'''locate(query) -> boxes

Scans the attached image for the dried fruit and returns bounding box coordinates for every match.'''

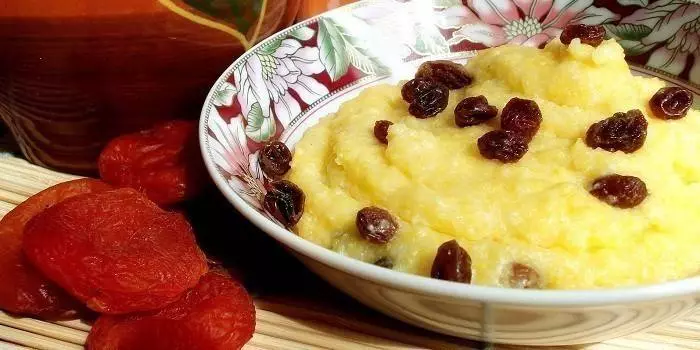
[401,78,449,118]
[500,97,542,142]
[374,120,393,144]
[263,180,305,228]
[86,270,255,350]
[477,130,529,163]
[585,110,648,153]
[560,24,606,47]
[415,60,472,89]
[98,120,207,206]
[590,174,647,209]
[356,207,398,244]
[430,240,472,283]
[503,263,541,289]
[23,188,209,314]
[0,179,111,319]
[454,96,498,127]
[374,257,394,269]
[649,87,693,120]
[259,142,292,178]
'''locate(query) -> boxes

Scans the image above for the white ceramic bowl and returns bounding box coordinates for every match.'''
[199,0,700,345]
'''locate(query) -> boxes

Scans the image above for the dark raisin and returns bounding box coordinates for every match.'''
[649,87,693,120]
[374,257,394,269]
[477,130,528,163]
[374,120,393,144]
[430,240,472,283]
[401,78,449,118]
[500,97,542,142]
[590,174,647,209]
[415,60,472,89]
[585,109,647,153]
[263,180,305,227]
[401,77,435,103]
[356,207,398,244]
[503,263,541,289]
[260,141,292,178]
[560,24,606,47]
[454,96,498,127]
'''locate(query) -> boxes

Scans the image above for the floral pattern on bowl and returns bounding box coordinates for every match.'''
[203,0,700,222]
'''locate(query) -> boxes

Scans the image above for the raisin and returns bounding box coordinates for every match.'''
[87,270,255,350]
[585,110,647,153]
[430,240,472,283]
[649,87,693,120]
[590,174,647,209]
[503,263,541,289]
[401,78,449,118]
[260,141,292,178]
[560,24,606,47]
[500,97,542,142]
[477,130,528,163]
[374,120,393,144]
[415,60,472,89]
[356,207,398,244]
[263,180,305,228]
[454,96,498,127]
[374,257,394,269]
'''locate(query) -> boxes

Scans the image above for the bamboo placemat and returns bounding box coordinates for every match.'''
[0,154,698,350]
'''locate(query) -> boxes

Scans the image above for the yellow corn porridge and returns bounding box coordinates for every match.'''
[285,38,700,289]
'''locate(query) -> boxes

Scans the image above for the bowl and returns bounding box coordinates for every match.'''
[198,0,700,345]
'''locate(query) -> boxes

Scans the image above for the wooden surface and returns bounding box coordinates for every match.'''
[0,154,698,350]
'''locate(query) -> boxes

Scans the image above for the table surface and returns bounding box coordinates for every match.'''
[0,154,698,350]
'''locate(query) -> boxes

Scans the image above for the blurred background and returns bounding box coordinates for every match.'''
[0,0,356,175]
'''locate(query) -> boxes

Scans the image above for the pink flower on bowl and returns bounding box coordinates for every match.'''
[445,0,619,47]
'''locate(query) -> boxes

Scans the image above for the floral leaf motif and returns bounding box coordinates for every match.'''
[258,37,284,55]
[604,23,653,41]
[617,0,649,7]
[289,26,315,41]
[245,102,276,142]
[412,22,450,55]
[212,81,237,107]
[317,17,389,81]
[318,17,350,81]
[433,0,462,8]
[617,40,654,56]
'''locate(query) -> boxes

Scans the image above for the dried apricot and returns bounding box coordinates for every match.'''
[23,188,208,314]
[415,60,472,89]
[0,179,111,319]
[87,270,255,350]
[431,240,472,283]
[98,120,207,206]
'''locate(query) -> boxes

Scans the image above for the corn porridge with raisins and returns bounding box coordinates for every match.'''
[284,37,700,289]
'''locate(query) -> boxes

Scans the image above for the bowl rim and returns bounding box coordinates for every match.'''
[199,0,700,307]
